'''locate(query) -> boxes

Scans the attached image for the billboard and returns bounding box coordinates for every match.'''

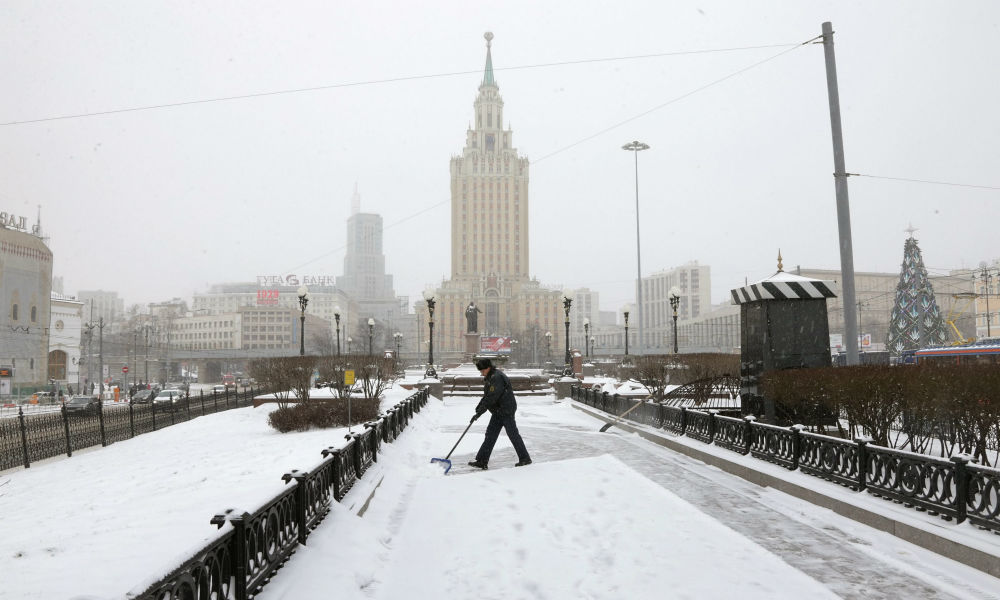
[480,336,512,354]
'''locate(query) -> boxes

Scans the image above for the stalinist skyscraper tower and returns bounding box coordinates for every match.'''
[450,31,530,281]
[425,33,562,360]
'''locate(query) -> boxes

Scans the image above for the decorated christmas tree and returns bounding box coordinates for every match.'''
[886,231,947,355]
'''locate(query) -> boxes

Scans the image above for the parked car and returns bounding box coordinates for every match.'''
[166,381,190,393]
[64,395,100,416]
[131,389,157,404]
[210,385,227,395]
[31,391,57,405]
[153,389,184,410]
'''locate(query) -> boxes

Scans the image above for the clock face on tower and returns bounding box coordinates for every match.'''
[485,134,495,151]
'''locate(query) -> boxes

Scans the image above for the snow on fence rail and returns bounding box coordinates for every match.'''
[571,386,1000,535]
[127,388,428,600]
[0,387,266,471]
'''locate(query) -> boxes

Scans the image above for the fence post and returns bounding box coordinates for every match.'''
[854,436,872,491]
[185,391,192,420]
[151,394,157,431]
[61,404,73,458]
[657,403,664,428]
[128,400,135,438]
[950,454,971,524]
[281,469,310,545]
[230,511,250,600]
[680,407,688,436]
[98,398,107,447]
[708,410,719,444]
[790,424,804,471]
[743,415,756,455]
[18,406,30,469]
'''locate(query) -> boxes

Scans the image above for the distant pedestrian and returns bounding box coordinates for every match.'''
[468,358,532,469]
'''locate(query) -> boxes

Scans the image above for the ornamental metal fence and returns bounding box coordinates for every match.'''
[129,388,428,600]
[571,386,1000,535]
[0,387,264,472]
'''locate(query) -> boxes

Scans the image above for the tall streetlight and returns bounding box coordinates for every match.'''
[393,332,402,358]
[583,318,590,358]
[590,336,595,357]
[297,285,309,356]
[347,336,353,354]
[545,331,552,364]
[669,286,681,354]
[622,140,649,355]
[423,290,437,378]
[333,305,342,356]
[367,318,375,355]
[562,290,574,373]
[623,306,631,356]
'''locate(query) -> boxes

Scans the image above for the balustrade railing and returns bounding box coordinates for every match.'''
[1,386,265,471]
[570,385,1000,535]
[131,388,429,600]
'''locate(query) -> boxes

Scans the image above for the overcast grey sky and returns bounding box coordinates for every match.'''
[2,1,998,313]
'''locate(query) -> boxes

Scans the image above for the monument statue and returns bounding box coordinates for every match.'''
[465,302,482,333]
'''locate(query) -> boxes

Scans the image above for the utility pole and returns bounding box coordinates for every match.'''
[975,266,996,337]
[822,21,860,366]
[98,318,105,393]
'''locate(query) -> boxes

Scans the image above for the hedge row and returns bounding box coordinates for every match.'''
[761,365,1000,466]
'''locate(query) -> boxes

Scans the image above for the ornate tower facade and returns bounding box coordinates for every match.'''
[450,31,530,281]
[422,33,563,361]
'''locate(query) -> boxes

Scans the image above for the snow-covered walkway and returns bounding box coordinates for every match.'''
[259,395,1000,600]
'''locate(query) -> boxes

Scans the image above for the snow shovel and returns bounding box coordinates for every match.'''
[431,414,480,474]
[599,394,653,432]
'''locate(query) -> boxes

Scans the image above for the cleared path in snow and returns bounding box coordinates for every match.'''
[260,395,1000,600]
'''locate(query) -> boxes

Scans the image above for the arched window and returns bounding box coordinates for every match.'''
[11,303,18,321]
[30,305,37,323]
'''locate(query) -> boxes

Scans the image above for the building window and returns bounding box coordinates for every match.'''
[30,306,37,323]
[11,303,18,321]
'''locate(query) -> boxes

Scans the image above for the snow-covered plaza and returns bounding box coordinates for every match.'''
[2,379,999,599]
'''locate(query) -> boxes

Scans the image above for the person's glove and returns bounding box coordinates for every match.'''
[470,408,485,423]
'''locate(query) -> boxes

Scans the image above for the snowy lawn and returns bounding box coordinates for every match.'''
[0,386,418,600]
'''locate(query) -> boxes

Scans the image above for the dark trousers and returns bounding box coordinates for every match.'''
[475,412,531,464]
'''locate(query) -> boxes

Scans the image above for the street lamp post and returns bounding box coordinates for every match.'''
[583,318,590,358]
[143,325,154,385]
[297,285,309,356]
[423,290,437,378]
[622,140,650,355]
[590,336,595,358]
[393,332,402,359]
[347,336,353,354]
[334,305,342,356]
[545,331,552,364]
[623,307,630,356]
[562,290,574,374]
[669,286,681,354]
[367,318,375,355]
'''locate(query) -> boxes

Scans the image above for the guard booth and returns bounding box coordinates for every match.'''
[731,268,837,424]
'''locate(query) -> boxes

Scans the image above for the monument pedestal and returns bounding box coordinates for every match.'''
[464,333,480,359]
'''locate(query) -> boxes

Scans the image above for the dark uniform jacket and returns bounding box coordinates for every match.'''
[476,368,517,416]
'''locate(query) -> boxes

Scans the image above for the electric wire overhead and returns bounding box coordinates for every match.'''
[847,173,1000,192]
[0,42,804,128]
